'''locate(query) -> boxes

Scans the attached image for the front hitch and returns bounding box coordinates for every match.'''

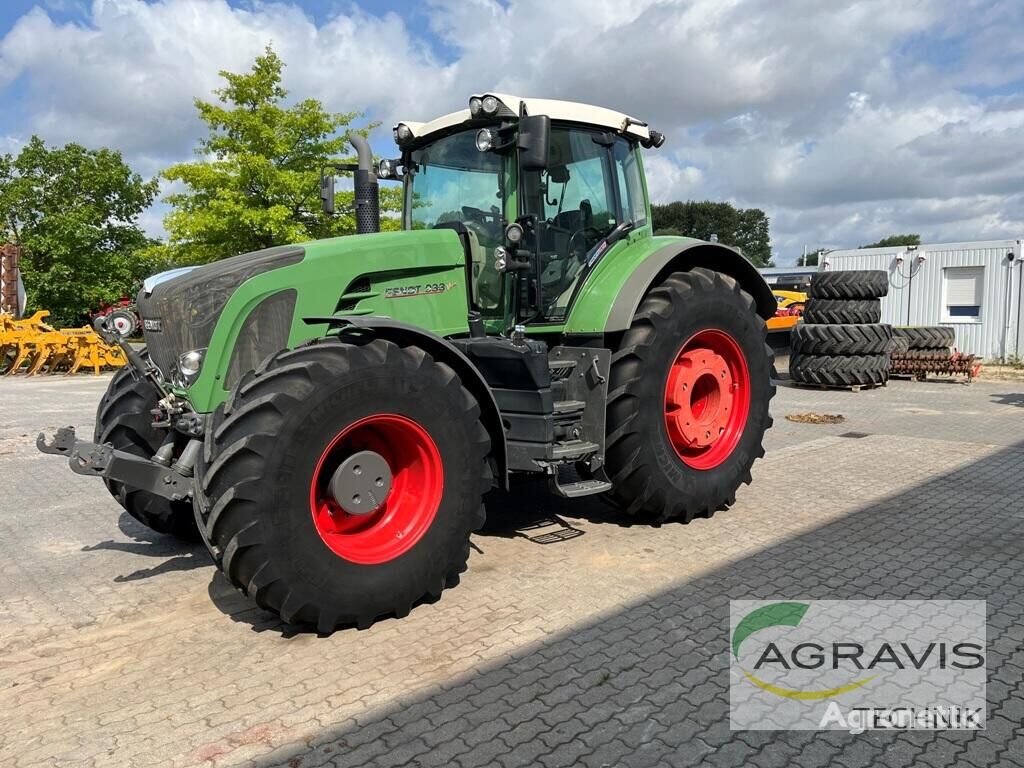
[37,426,195,501]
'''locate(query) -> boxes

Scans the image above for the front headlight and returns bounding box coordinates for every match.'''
[481,95,499,115]
[176,348,206,387]
[393,123,413,144]
[476,128,495,152]
[494,246,509,272]
[377,158,398,179]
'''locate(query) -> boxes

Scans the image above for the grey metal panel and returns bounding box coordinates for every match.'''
[1016,257,1024,360]
[822,239,1022,360]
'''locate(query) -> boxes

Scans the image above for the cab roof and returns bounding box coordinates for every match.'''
[394,93,656,146]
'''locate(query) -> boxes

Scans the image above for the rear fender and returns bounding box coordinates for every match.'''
[605,241,776,331]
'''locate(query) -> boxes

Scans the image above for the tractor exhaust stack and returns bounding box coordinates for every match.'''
[349,135,380,235]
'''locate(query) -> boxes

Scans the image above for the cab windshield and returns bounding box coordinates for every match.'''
[407,130,506,311]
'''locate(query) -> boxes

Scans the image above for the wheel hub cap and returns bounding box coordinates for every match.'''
[309,414,444,565]
[662,329,752,470]
[665,348,734,449]
[328,450,393,515]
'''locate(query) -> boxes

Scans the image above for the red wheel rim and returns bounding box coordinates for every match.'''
[663,329,750,470]
[309,414,443,565]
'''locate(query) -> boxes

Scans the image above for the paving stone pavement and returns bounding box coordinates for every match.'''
[0,372,1022,767]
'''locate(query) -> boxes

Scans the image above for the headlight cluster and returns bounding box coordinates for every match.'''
[176,348,206,387]
[469,95,503,117]
[493,246,509,272]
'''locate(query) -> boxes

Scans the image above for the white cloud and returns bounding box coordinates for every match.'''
[0,0,455,169]
[0,0,1021,262]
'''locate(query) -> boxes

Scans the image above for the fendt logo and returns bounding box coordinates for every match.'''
[731,601,982,701]
[728,600,987,731]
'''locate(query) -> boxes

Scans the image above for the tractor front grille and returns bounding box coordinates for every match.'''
[137,245,304,379]
[224,289,297,389]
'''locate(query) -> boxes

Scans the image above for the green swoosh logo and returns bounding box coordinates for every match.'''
[732,601,810,659]
[732,601,875,699]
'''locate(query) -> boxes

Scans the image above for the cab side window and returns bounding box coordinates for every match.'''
[613,139,647,226]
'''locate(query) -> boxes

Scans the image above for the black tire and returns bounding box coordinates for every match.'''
[107,309,138,337]
[888,337,910,356]
[791,323,893,355]
[604,268,774,522]
[95,361,199,540]
[893,326,955,350]
[789,352,889,387]
[809,270,889,299]
[194,338,492,632]
[802,299,882,325]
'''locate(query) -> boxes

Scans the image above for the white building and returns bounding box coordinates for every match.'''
[822,239,1022,361]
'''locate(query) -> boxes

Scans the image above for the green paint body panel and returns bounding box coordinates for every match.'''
[174,132,737,415]
[560,231,702,334]
[185,229,470,413]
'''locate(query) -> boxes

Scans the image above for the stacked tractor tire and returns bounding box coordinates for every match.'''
[790,270,891,388]
[889,326,956,360]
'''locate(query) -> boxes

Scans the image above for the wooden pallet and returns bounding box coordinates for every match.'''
[790,379,887,392]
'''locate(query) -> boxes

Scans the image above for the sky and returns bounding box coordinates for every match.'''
[0,0,1022,265]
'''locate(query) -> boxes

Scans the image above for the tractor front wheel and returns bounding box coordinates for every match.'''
[194,339,491,632]
[95,362,199,540]
[605,268,774,521]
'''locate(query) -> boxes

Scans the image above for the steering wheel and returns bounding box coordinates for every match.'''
[567,227,605,261]
[461,206,501,242]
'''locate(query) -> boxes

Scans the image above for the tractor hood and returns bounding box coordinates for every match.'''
[134,229,471,411]
[137,244,305,380]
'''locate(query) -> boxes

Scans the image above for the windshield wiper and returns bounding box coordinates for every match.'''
[587,220,636,265]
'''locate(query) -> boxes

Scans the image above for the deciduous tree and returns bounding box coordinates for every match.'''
[0,136,157,325]
[159,46,400,265]
[860,234,920,249]
[651,200,772,266]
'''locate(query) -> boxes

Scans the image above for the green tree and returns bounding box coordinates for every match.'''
[0,136,157,326]
[651,200,772,266]
[860,234,920,249]
[798,249,822,266]
[159,46,400,265]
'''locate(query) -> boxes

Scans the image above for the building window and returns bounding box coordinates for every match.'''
[943,266,983,322]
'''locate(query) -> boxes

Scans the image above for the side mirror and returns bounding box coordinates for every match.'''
[320,172,335,215]
[518,114,550,172]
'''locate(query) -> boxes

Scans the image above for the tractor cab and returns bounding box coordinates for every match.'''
[380,94,664,328]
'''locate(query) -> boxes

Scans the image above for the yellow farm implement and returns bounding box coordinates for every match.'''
[0,311,127,375]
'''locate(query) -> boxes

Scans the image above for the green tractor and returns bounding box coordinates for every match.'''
[39,94,776,631]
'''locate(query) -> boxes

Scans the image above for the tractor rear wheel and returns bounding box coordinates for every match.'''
[194,338,491,632]
[605,268,774,521]
[95,362,199,540]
